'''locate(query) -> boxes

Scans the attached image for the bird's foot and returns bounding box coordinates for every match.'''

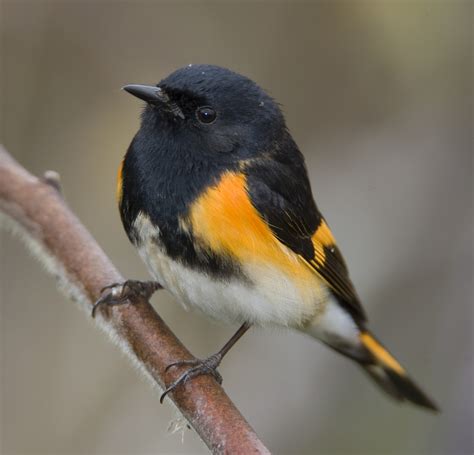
[92,280,161,318]
[160,353,223,403]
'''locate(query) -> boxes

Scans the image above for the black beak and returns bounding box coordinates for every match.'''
[123,84,169,105]
[123,84,185,120]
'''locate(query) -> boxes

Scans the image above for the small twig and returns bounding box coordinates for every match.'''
[42,170,63,194]
[0,145,270,455]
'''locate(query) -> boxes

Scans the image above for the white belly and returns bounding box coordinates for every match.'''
[134,214,327,328]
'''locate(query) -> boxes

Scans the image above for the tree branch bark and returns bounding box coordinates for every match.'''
[0,145,270,455]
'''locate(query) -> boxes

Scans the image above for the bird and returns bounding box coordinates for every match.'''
[97,64,438,411]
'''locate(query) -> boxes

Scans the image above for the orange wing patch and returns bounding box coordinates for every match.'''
[307,219,362,310]
[311,219,336,263]
[188,172,315,282]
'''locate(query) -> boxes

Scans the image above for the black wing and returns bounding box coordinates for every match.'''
[244,143,366,323]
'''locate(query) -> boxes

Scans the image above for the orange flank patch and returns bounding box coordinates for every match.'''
[360,332,405,375]
[188,172,314,281]
[116,159,124,204]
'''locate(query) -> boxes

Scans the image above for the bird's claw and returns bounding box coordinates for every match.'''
[160,354,223,403]
[92,280,161,318]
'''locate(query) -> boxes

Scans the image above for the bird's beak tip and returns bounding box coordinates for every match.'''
[122,84,183,119]
[122,84,164,104]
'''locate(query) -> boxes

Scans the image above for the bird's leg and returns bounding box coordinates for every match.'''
[160,322,251,403]
[91,280,162,317]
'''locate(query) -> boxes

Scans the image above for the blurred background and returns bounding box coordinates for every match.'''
[1,1,472,454]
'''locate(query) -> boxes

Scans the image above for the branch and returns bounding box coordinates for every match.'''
[0,145,270,455]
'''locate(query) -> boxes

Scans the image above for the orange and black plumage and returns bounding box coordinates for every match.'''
[117,64,438,411]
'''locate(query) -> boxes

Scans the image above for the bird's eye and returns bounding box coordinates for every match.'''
[196,106,217,124]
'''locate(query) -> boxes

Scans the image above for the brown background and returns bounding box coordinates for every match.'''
[1,1,472,454]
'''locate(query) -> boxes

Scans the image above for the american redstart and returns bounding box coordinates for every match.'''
[97,64,438,411]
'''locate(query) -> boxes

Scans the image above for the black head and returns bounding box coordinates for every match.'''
[124,64,286,160]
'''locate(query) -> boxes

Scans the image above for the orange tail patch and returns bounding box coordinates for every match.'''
[360,331,405,375]
[359,331,439,411]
